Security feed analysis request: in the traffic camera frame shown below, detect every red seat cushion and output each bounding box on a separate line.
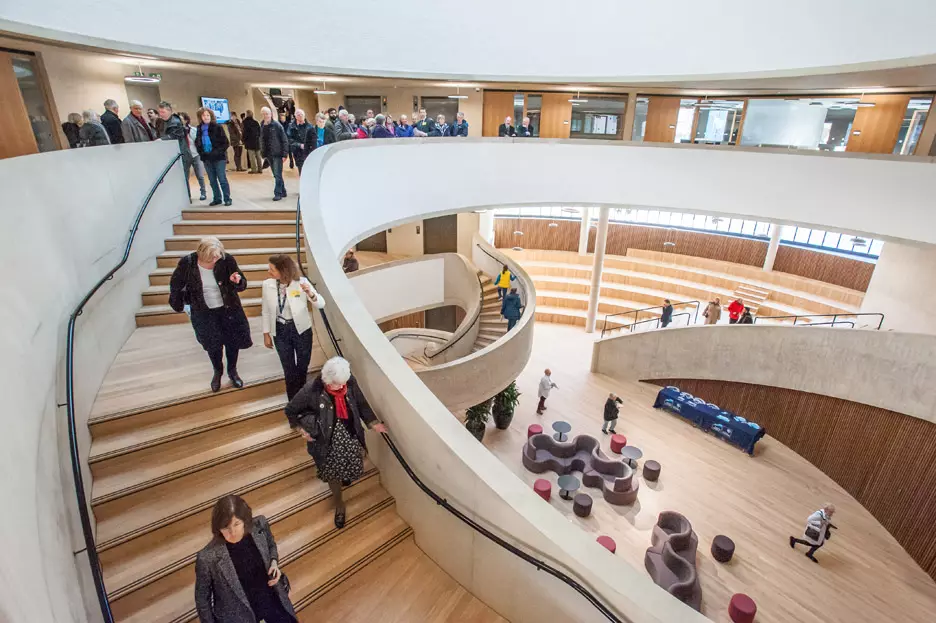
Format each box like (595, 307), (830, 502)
(533, 478), (551, 501)
(610, 434), (627, 453)
(728, 593), (757, 623)
(596, 535), (616, 553)
(527, 423), (544, 438)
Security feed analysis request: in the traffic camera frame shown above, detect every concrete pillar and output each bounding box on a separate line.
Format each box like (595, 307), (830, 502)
(763, 224), (782, 271)
(578, 207), (591, 255)
(622, 92), (638, 141)
(478, 210), (495, 245)
(861, 241), (936, 334)
(585, 206), (611, 333)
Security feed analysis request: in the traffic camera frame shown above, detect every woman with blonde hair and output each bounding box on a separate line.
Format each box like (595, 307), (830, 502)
(169, 236), (252, 392)
(262, 254), (325, 400)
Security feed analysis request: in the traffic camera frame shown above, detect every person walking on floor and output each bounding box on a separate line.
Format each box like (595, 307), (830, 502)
(500, 287), (524, 331)
(194, 495), (298, 623)
(703, 297), (722, 325)
(100, 99), (124, 144)
(660, 299), (674, 328)
(261, 106), (289, 201)
(286, 109), (315, 173)
(168, 237), (252, 392)
(537, 369), (558, 415)
(790, 503), (836, 563)
(121, 100), (157, 143)
(495, 265), (514, 299)
(180, 112), (208, 201)
(262, 254), (325, 401)
(728, 298), (745, 324)
(739, 307), (754, 324)
(243, 110), (263, 174)
(227, 111), (246, 171)
(195, 107), (233, 206)
(602, 393), (623, 434)
(284, 357), (389, 529)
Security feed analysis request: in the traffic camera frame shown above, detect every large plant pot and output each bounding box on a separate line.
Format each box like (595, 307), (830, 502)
(492, 407), (514, 430)
(465, 420), (486, 442)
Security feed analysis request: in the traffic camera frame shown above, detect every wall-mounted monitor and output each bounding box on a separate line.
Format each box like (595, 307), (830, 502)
(200, 97), (230, 123)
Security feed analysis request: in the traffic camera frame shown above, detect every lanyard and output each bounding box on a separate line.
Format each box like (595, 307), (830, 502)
(277, 282), (288, 317)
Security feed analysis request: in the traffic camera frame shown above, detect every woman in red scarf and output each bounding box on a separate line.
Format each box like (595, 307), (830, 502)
(284, 357), (387, 528)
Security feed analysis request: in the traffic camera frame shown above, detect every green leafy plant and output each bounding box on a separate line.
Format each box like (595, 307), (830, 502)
(492, 381), (521, 430)
(465, 398), (492, 442)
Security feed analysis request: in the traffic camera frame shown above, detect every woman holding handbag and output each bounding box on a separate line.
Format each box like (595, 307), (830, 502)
(284, 357), (388, 529)
(261, 254), (325, 401)
(790, 503), (836, 563)
(194, 495), (297, 623)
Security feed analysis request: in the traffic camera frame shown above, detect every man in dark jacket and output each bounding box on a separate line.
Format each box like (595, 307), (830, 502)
(517, 116), (534, 137)
(500, 287), (524, 331)
(413, 108), (436, 137)
(101, 99), (124, 144)
(260, 106), (289, 200)
(227, 112), (245, 171)
(430, 114), (449, 137)
(395, 114), (414, 137)
(371, 114), (394, 138)
(660, 299), (674, 328)
(602, 393), (623, 434)
(286, 109), (316, 172)
(498, 116), (517, 137)
(242, 110), (262, 173)
(449, 112), (469, 137)
(334, 109), (356, 141)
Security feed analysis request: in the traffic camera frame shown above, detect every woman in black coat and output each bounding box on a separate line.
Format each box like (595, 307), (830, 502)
(169, 236), (252, 392)
(284, 357), (388, 529)
(195, 107), (232, 206)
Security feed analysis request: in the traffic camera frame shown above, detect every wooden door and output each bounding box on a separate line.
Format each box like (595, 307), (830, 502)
(540, 93), (572, 138)
(423, 215), (458, 254)
(356, 231), (388, 252)
(483, 92), (515, 137)
(643, 96), (682, 143)
(846, 95), (911, 154)
(0, 53), (38, 159)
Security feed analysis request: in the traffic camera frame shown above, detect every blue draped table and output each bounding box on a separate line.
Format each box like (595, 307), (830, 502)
(652, 386), (765, 455)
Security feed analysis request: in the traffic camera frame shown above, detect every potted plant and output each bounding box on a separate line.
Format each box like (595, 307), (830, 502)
(492, 381), (521, 430)
(465, 398), (492, 442)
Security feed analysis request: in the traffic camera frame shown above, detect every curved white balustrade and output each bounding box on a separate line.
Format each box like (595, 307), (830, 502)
(3, 1), (936, 81)
(592, 324), (936, 424)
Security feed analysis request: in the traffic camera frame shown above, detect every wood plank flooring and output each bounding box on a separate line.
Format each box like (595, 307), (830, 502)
(479, 321), (936, 623)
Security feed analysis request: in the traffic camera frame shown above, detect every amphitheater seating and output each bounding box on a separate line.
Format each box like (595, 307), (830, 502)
(502, 248), (864, 332)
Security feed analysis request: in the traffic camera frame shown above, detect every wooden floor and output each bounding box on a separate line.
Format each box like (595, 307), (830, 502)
(482, 321), (936, 623)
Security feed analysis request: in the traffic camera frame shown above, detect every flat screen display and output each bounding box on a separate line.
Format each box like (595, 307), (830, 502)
(200, 97), (230, 123)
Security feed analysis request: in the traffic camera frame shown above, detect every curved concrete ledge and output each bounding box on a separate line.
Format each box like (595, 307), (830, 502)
(591, 324), (936, 424)
(300, 140), (705, 622)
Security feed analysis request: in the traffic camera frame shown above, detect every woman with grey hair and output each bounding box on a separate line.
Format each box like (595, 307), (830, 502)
(790, 503), (836, 563)
(371, 113), (394, 138)
(79, 110), (111, 147)
(62, 112), (83, 148)
(284, 357), (388, 528)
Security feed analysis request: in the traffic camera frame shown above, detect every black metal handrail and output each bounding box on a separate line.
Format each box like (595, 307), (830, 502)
(475, 243), (528, 306)
(426, 272), (485, 359)
(65, 152), (183, 623)
(753, 312), (884, 330)
(616, 312), (692, 334)
(388, 332), (448, 343)
(295, 204), (625, 622)
(601, 301), (700, 338)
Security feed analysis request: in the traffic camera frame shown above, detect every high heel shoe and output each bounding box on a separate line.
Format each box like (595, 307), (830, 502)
(229, 370), (244, 389)
(210, 369), (223, 393)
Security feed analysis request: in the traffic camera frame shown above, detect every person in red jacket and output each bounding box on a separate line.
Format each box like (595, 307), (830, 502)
(728, 298), (745, 324)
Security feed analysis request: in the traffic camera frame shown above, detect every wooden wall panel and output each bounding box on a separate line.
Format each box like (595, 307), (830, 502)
(378, 311), (425, 332)
(646, 378), (936, 582)
(495, 218), (876, 292)
(845, 94), (911, 154)
(482, 91), (515, 137)
(0, 53), (38, 159)
(773, 245), (875, 291)
(643, 96), (682, 143)
(539, 93), (572, 139)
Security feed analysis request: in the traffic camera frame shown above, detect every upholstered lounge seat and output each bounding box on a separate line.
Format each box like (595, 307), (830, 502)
(644, 511), (702, 611)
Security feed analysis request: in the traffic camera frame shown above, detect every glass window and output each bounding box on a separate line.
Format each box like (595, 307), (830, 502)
(632, 97), (649, 141)
(570, 97), (626, 140)
(740, 98), (858, 151)
(728, 219), (743, 233)
(793, 227), (811, 243)
(893, 97), (931, 155)
(869, 240), (885, 256)
(693, 100), (744, 145)
(822, 232), (841, 248)
(755, 222), (771, 237)
(513, 93), (524, 128)
(525, 94), (542, 137)
(674, 99), (698, 143)
(11, 56), (57, 152)
(808, 229), (825, 245)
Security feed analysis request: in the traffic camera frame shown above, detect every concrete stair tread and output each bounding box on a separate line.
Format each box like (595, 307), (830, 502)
(150, 263), (270, 276)
(90, 411), (295, 504)
(158, 248), (293, 259)
(477, 330), (506, 340)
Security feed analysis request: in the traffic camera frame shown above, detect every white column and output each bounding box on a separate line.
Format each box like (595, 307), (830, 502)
(478, 210), (495, 245)
(585, 206), (611, 333)
(578, 207), (591, 255)
(763, 224), (782, 271)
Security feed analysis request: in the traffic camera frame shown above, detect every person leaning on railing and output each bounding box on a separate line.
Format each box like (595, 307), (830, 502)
(169, 236), (252, 393)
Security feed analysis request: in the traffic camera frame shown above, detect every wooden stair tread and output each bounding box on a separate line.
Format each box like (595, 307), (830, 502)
(534, 305), (632, 325)
(102, 470), (379, 599)
(167, 233), (299, 240)
(150, 263), (269, 276)
(158, 248), (293, 259)
(174, 219), (295, 225)
(94, 438), (311, 547)
(91, 411), (294, 503)
(142, 283), (261, 296)
(110, 498), (404, 623)
(136, 298), (262, 316)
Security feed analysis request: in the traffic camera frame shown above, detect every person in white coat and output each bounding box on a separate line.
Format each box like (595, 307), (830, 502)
(262, 254), (325, 400)
(790, 503), (836, 563)
(536, 369), (558, 415)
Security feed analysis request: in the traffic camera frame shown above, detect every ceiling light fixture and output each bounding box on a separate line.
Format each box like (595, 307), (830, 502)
(568, 90), (588, 104)
(314, 81), (336, 95)
(124, 64), (160, 84)
(448, 86), (468, 100)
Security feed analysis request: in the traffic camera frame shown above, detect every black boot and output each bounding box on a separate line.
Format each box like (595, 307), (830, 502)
(229, 369), (244, 389)
(210, 369), (223, 393)
(334, 507), (346, 529)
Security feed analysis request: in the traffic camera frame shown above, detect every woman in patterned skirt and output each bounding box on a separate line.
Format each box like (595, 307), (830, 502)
(284, 357), (388, 528)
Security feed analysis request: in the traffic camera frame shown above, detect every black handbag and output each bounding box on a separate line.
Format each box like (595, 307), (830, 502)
(805, 526), (821, 541)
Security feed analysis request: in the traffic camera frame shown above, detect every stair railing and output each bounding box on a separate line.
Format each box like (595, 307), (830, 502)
(425, 272), (485, 360)
(64, 152), (184, 623)
(295, 202), (626, 623)
(601, 300), (700, 338)
(618, 312), (692, 334)
(753, 312), (884, 329)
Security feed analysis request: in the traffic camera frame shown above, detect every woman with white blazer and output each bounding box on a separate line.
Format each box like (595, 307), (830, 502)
(262, 255), (325, 400)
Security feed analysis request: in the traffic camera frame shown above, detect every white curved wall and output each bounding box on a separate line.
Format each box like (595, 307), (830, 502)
(3, 1), (936, 81)
(0, 142), (186, 622)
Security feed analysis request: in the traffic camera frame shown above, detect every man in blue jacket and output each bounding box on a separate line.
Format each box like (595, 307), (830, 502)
(501, 287), (524, 331)
(448, 112), (469, 137)
(395, 114), (414, 137)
